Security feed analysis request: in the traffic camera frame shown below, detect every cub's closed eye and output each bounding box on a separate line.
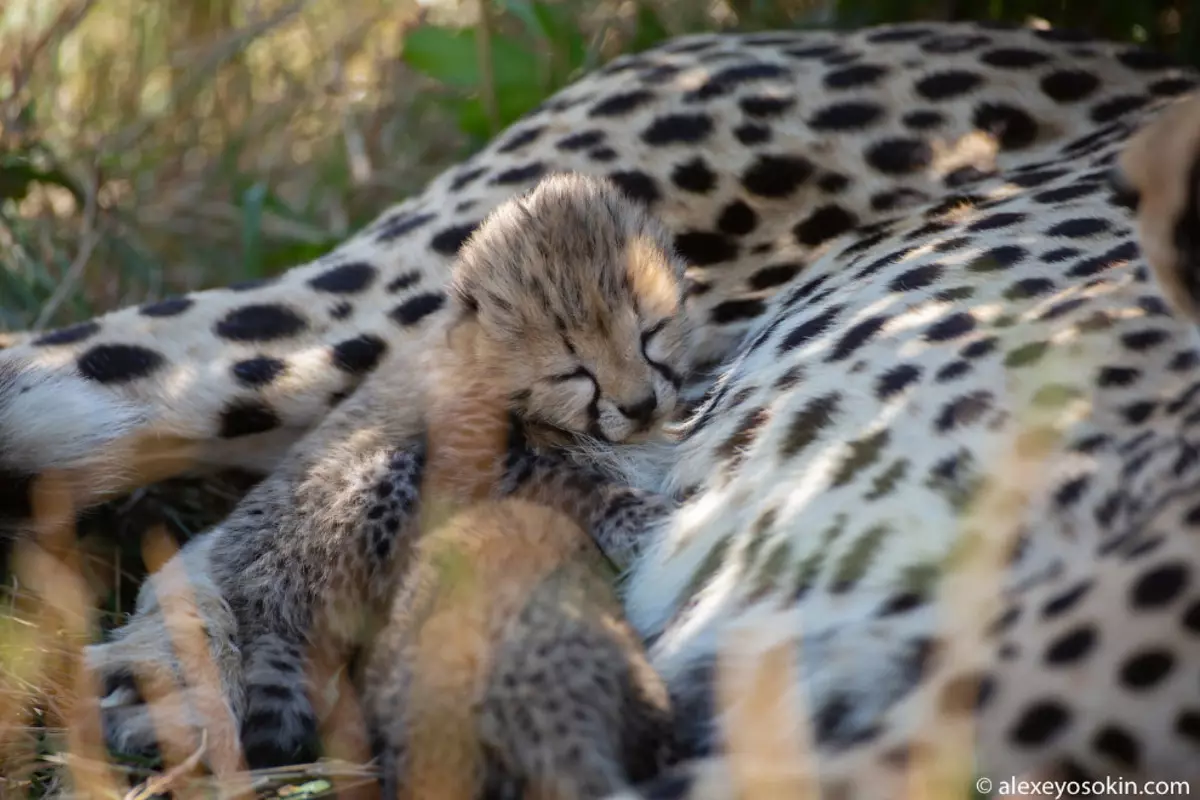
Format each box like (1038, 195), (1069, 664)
(641, 319), (669, 346)
(549, 366), (596, 384)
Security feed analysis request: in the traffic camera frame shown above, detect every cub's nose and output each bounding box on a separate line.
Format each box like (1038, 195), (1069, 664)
(620, 395), (658, 428)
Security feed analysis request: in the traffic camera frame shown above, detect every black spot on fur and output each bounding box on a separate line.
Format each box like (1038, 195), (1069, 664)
(749, 263), (801, 290)
(674, 232), (739, 266)
(430, 222), (481, 256)
(1044, 626), (1097, 664)
(642, 113), (714, 145)
(740, 96), (795, 117)
(215, 304), (308, 342)
(935, 390), (993, 433)
(491, 162), (546, 185)
(140, 297), (194, 317)
(219, 399), (281, 438)
(717, 201), (758, 236)
(1040, 69), (1100, 102)
(557, 130), (606, 151)
(76, 344), (166, 384)
(780, 393), (841, 458)
(390, 293), (446, 326)
(924, 312), (975, 342)
(876, 364), (921, 399)
(741, 155), (814, 197)
(980, 47), (1051, 68)
(824, 64), (888, 89)
(1119, 649), (1175, 689)
(375, 211), (436, 242)
(386, 271), (421, 293)
(793, 205), (858, 246)
(496, 125), (544, 153)
(711, 299), (766, 324)
(331, 334), (387, 375)
(1046, 217), (1111, 238)
(902, 109), (944, 130)
(973, 102), (1039, 149)
(1009, 701), (1071, 746)
(1091, 95), (1150, 123)
(608, 170), (660, 206)
(671, 158), (717, 193)
(308, 262), (377, 294)
(915, 70), (983, 100)
(1130, 562), (1189, 609)
(734, 122), (771, 145)
(589, 90), (655, 117)
(233, 356), (286, 387)
(1093, 726), (1140, 770)
(809, 101), (884, 131)
(33, 321), (100, 346)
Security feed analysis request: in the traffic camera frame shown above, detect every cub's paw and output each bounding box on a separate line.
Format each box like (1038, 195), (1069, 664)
(85, 534), (245, 771)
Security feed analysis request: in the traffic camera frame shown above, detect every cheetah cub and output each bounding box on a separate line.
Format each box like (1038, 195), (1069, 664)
(85, 173), (691, 774)
(362, 317), (675, 800)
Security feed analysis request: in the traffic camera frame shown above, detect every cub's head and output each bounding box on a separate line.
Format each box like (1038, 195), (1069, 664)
(445, 173), (693, 443)
(1113, 93), (1200, 322)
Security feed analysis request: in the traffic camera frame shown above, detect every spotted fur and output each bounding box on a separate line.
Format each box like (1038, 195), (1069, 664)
(82, 175), (682, 772)
(13, 19), (1200, 798)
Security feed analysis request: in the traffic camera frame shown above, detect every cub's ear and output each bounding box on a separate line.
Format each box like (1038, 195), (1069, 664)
(1115, 94), (1200, 323)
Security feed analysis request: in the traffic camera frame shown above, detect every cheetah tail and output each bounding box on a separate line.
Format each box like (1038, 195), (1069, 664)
(0, 358), (152, 522)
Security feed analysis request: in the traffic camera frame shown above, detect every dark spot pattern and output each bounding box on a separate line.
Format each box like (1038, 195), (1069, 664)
(233, 357), (286, 388)
(674, 232), (739, 266)
(219, 399), (282, 438)
(77, 344), (166, 384)
(794, 205), (858, 246)
(308, 262), (377, 294)
(672, 157), (717, 193)
(430, 222), (480, 256)
(809, 101), (884, 131)
(865, 138), (933, 175)
(215, 304), (308, 342)
(34, 321), (101, 346)
(1040, 69), (1100, 102)
(331, 335), (388, 375)
(915, 70), (984, 100)
(973, 102), (1039, 149)
(742, 155), (814, 197)
(717, 201), (758, 236)
(140, 297), (194, 317)
(608, 170), (661, 205)
(642, 113), (714, 145)
(390, 293), (446, 326)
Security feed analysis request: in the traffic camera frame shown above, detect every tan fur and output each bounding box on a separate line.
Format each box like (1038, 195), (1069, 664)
(1117, 94), (1200, 320)
(366, 498), (671, 800)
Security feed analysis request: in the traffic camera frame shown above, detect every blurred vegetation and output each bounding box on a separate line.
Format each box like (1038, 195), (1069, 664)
(0, 0), (1195, 796)
(0, 0), (1195, 334)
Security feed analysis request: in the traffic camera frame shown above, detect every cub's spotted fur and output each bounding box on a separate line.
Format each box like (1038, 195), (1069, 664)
(84, 174), (684, 772)
(3, 19), (1198, 800)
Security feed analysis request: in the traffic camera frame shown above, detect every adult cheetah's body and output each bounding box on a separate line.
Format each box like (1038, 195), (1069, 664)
(4, 19), (1200, 798)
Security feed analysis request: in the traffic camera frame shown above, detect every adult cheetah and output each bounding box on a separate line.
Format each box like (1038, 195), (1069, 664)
(2, 18), (1199, 799)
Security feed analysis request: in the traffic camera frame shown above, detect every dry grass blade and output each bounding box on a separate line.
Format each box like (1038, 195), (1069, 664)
(21, 472), (123, 799)
(33, 171), (100, 331)
(121, 728), (208, 800)
(717, 625), (817, 798)
(134, 526), (249, 796)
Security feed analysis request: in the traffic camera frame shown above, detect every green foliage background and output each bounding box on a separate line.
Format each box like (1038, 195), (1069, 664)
(0, 0), (1194, 334)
